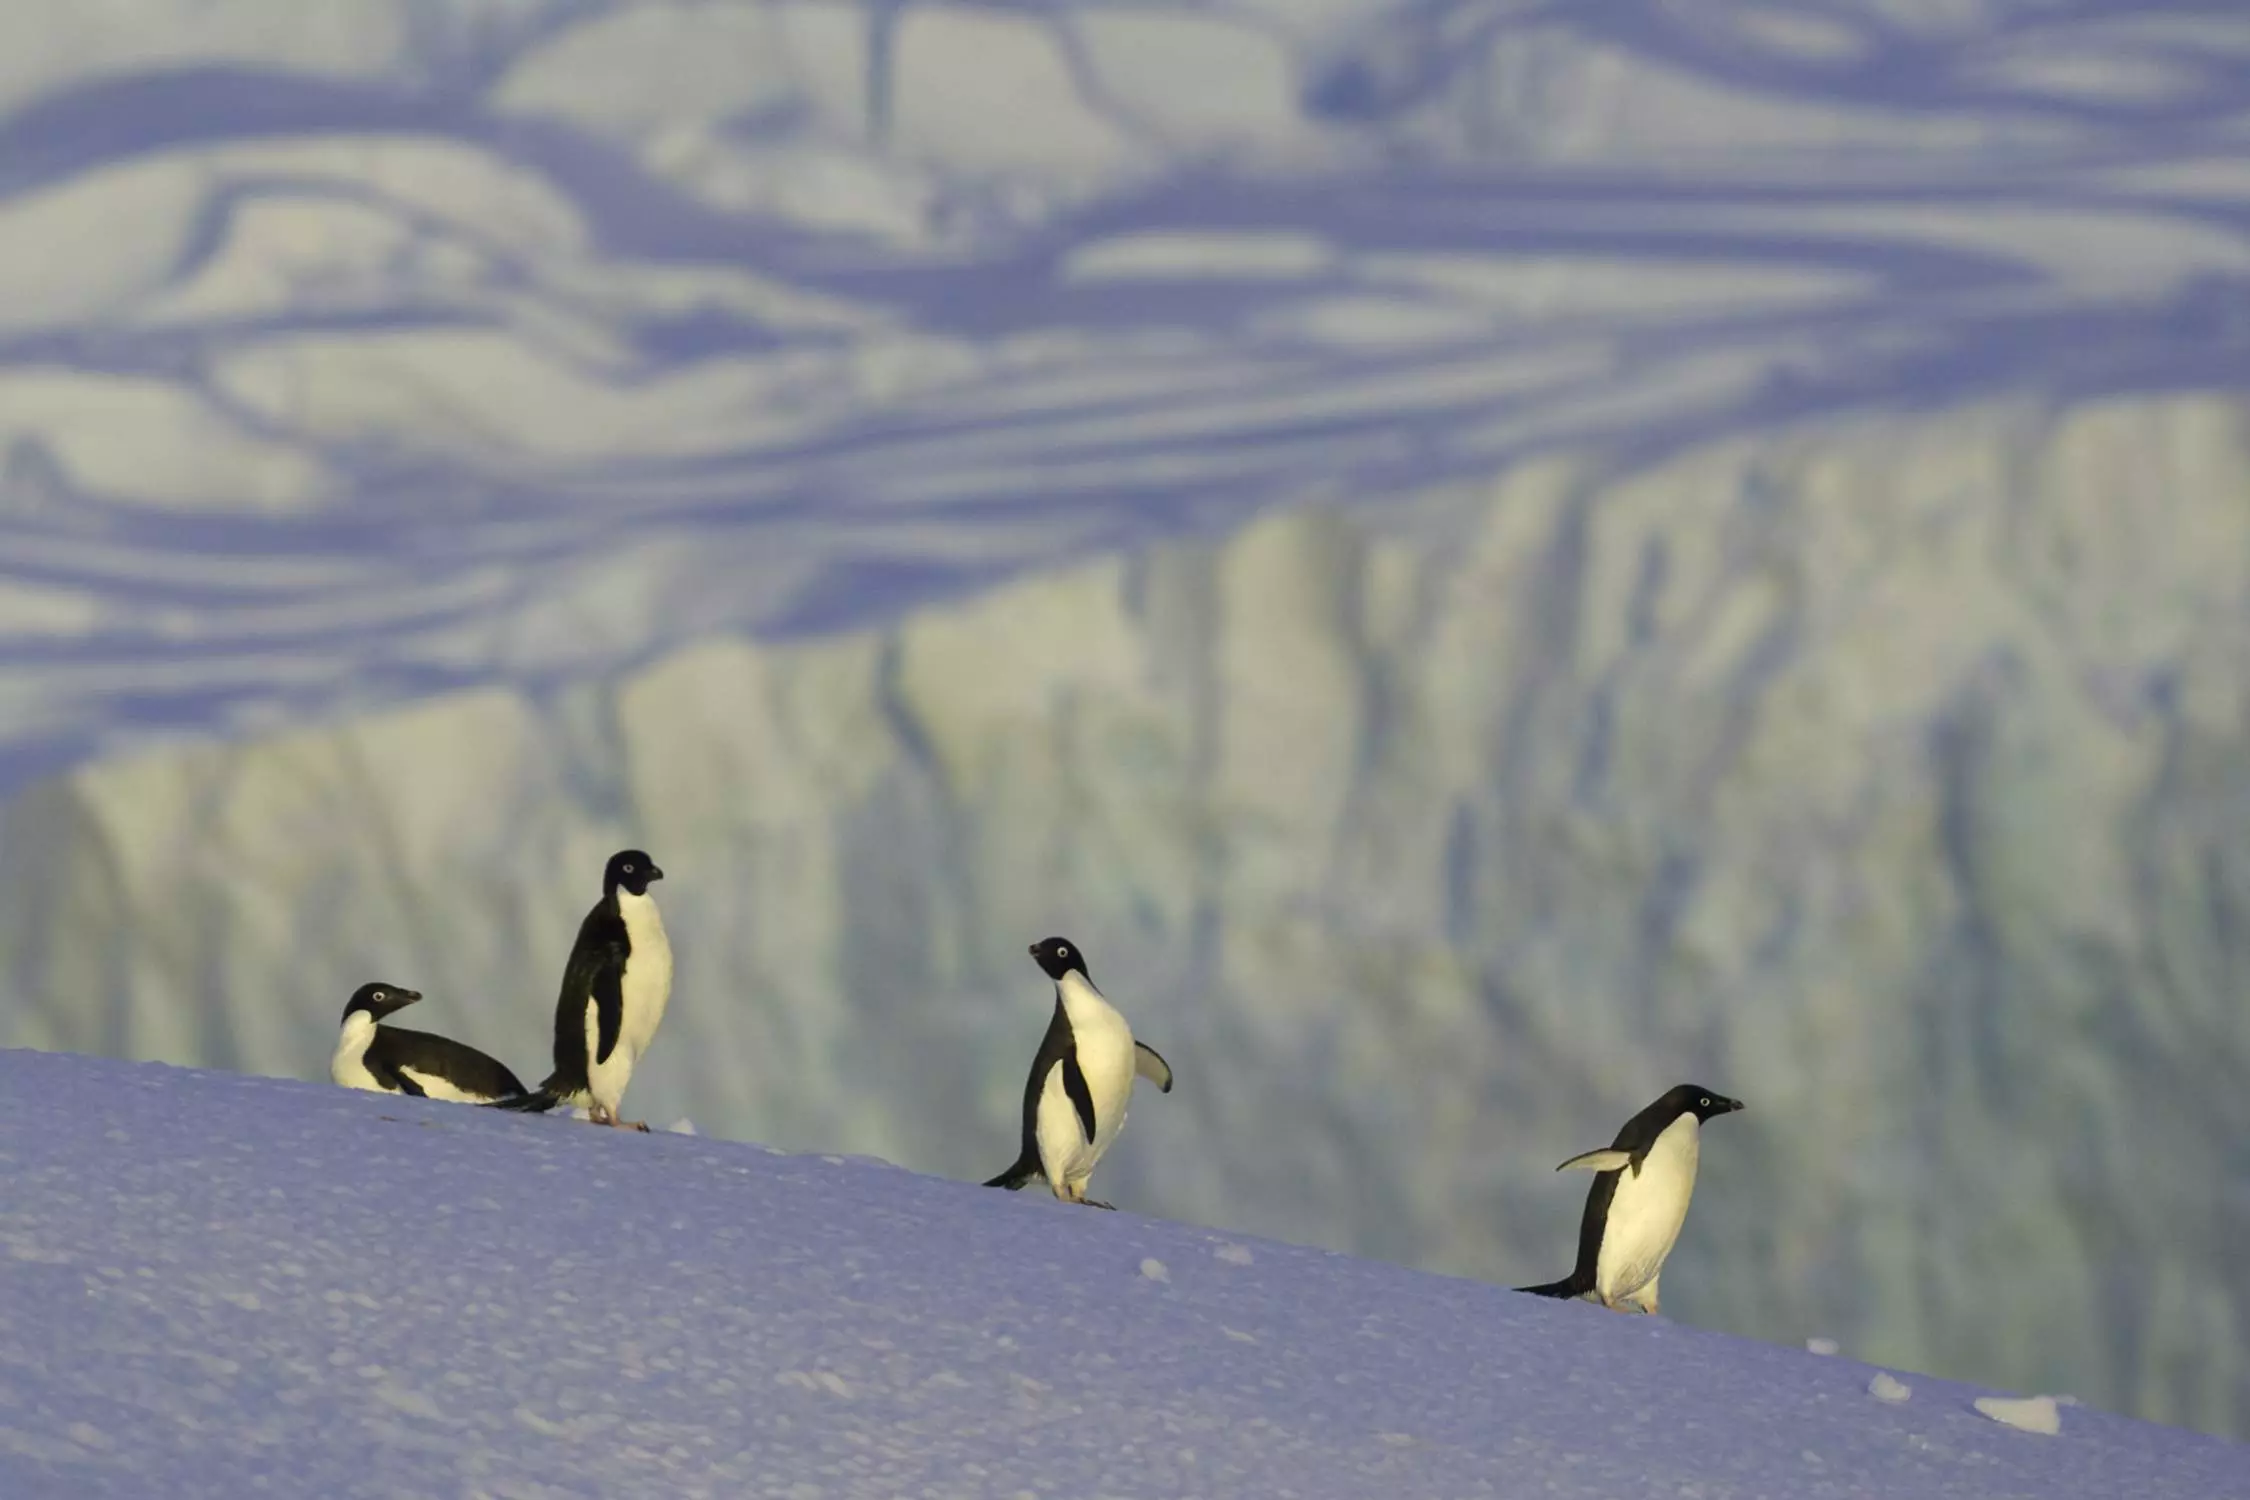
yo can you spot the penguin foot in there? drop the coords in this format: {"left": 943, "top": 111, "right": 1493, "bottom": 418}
{"left": 1082, "top": 1198, "right": 1117, "bottom": 1211}
{"left": 587, "top": 1104, "right": 651, "bottom": 1132}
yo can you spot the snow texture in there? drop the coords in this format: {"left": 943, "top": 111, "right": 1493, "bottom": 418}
{"left": 0, "top": 1047, "right": 2239, "bottom": 1500}
{"left": 0, "top": 0, "right": 2248, "bottom": 1442}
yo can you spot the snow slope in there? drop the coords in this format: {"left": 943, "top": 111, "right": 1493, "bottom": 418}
{"left": 0, "top": 1046, "right": 2240, "bottom": 1500}
{"left": 1, "top": 0, "right": 2249, "bottom": 1441}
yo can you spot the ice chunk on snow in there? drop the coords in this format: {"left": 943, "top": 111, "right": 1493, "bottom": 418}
{"left": 665, "top": 1118, "right": 697, "bottom": 1135}
{"left": 1806, "top": 1337, "right": 1840, "bottom": 1356}
{"left": 1868, "top": 1373, "right": 1912, "bottom": 1404}
{"left": 1139, "top": 1258, "right": 1169, "bottom": 1282}
{"left": 1975, "top": 1395, "right": 2062, "bottom": 1435}
{"left": 1214, "top": 1243, "right": 1255, "bottom": 1266}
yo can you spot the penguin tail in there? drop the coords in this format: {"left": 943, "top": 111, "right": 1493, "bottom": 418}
{"left": 1516, "top": 1275, "right": 1593, "bottom": 1300}
{"left": 485, "top": 1086, "right": 563, "bottom": 1115}
{"left": 982, "top": 1151, "right": 1042, "bottom": 1191}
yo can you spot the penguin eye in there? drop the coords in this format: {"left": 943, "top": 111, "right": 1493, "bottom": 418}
{"left": 1700, "top": 1097, "right": 1711, "bottom": 1107}
{"left": 1058, "top": 945, "right": 1071, "bottom": 958}
{"left": 623, "top": 863, "right": 636, "bottom": 873}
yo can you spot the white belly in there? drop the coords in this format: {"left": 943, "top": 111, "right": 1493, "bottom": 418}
{"left": 586, "top": 890, "right": 672, "bottom": 1113}
{"left": 329, "top": 1014, "right": 381, "bottom": 1092}
{"left": 1595, "top": 1114, "right": 1700, "bottom": 1305}
{"left": 396, "top": 1067, "right": 493, "bottom": 1105}
{"left": 1034, "top": 974, "right": 1136, "bottom": 1194}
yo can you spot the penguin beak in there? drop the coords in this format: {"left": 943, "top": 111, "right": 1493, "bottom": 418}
{"left": 395, "top": 990, "right": 423, "bottom": 1009}
{"left": 1027, "top": 943, "right": 1038, "bottom": 957}
{"left": 1722, "top": 1097, "right": 1745, "bottom": 1114}
{"left": 647, "top": 864, "right": 665, "bottom": 882}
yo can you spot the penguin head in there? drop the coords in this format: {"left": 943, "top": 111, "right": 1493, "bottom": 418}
{"left": 1028, "top": 936, "right": 1089, "bottom": 983}
{"left": 342, "top": 983, "right": 422, "bottom": 1025}
{"left": 605, "top": 850, "right": 664, "bottom": 898}
{"left": 1666, "top": 1085, "right": 1744, "bottom": 1122}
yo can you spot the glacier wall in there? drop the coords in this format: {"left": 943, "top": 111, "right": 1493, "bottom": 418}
{"left": 0, "top": 0, "right": 2247, "bottom": 1439}
{"left": 9, "top": 391, "right": 2250, "bottom": 1437}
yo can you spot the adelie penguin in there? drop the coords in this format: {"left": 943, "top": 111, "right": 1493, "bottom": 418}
{"left": 1517, "top": 1085, "right": 1744, "bottom": 1315}
{"left": 329, "top": 982, "right": 530, "bottom": 1105}
{"left": 984, "top": 936, "right": 1173, "bottom": 1209}
{"left": 490, "top": 850, "right": 672, "bottom": 1131}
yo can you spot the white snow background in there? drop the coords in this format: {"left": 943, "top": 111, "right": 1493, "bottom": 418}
{"left": 2, "top": 0, "right": 2250, "bottom": 1448}
{"left": 0, "top": 1046, "right": 2243, "bottom": 1499}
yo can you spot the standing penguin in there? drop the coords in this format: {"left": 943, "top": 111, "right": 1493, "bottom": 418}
{"left": 1517, "top": 1085, "right": 1744, "bottom": 1314}
{"left": 329, "top": 982, "right": 530, "bottom": 1104}
{"left": 984, "top": 936, "right": 1173, "bottom": 1209}
{"left": 490, "top": 850, "right": 672, "bottom": 1131}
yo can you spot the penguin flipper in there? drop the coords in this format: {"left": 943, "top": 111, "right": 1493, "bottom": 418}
{"left": 982, "top": 1152, "right": 1042, "bottom": 1191}
{"left": 1132, "top": 1041, "right": 1173, "bottom": 1093}
{"left": 367, "top": 1050, "right": 426, "bottom": 1098}
{"left": 1062, "top": 1054, "right": 1097, "bottom": 1144}
{"left": 553, "top": 905, "right": 630, "bottom": 1079}
{"left": 1556, "top": 1148, "right": 1632, "bottom": 1173}
{"left": 590, "top": 962, "right": 625, "bottom": 1065}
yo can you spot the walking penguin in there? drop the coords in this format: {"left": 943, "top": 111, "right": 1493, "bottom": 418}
{"left": 1517, "top": 1085, "right": 1743, "bottom": 1314}
{"left": 491, "top": 850, "right": 672, "bottom": 1130}
{"left": 984, "top": 936, "right": 1172, "bottom": 1209}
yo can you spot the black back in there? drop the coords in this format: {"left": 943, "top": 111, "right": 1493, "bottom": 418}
{"left": 544, "top": 892, "right": 628, "bottom": 1094}
{"left": 366, "top": 1025, "right": 529, "bottom": 1103}
{"left": 1530, "top": 1085, "right": 1743, "bottom": 1298}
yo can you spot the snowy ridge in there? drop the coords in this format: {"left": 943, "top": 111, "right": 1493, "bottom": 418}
{"left": 0, "top": 0, "right": 2248, "bottom": 1442}
{"left": 0, "top": 1046, "right": 2240, "bottom": 1499}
